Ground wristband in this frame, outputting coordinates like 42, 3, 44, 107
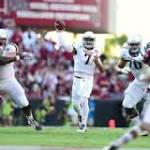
16, 55, 20, 60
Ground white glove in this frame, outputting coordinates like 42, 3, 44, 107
121, 67, 131, 74
21, 52, 34, 61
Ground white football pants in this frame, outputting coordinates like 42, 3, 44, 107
0, 78, 29, 108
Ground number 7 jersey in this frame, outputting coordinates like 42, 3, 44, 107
73, 41, 101, 76
120, 44, 149, 81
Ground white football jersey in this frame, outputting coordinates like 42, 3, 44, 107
73, 41, 101, 76
120, 43, 149, 81
0, 43, 18, 80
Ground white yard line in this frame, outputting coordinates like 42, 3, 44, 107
0, 146, 149, 150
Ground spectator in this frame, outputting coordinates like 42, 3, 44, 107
11, 27, 23, 46
22, 27, 37, 51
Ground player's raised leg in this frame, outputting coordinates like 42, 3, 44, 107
122, 80, 146, 124
102, 105, 150, 150
102, 124, 143, 150
102, 89, 150, 150
122, 81, 149, 136
2, 78, 42, 130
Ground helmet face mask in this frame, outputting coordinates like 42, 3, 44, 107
0, 29, 7, 48
127, 35, 142, 56
82, 31, 95, 50
0, 38, 7, 47
128, 42, 141, 55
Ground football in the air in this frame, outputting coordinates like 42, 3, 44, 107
54, 19, 65, 31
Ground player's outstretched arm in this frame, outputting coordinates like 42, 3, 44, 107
94, 56, 104, 72
0, 52, 33, 65
0, 55, 19, 65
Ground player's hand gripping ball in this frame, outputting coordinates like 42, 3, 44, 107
55, 19, 65, 31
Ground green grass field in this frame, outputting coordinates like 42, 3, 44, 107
0, 126, 149, 149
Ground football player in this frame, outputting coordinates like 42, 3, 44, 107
0, 29, 42, 130
115, 35, 150, 129
102, 45, 150, 150
72, 31, 104, 132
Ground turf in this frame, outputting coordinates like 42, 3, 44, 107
0, 126, 149, 148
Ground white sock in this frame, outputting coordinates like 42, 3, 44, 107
81, 97, 89, 127
26, 114, 33, 120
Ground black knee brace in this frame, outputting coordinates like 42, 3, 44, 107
22, 105, 32, 116
123, 107, 139, 120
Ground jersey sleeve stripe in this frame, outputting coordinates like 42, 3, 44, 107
11, 43, 18, 54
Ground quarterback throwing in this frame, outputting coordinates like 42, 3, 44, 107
72, 31, 104, 132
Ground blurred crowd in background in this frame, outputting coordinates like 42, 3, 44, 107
0, 20, 133, 127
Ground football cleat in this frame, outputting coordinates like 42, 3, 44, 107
77, 124, 87, 133
102, 145, 119, 150
28, 119, 42, 131
139, 130, 149, 136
